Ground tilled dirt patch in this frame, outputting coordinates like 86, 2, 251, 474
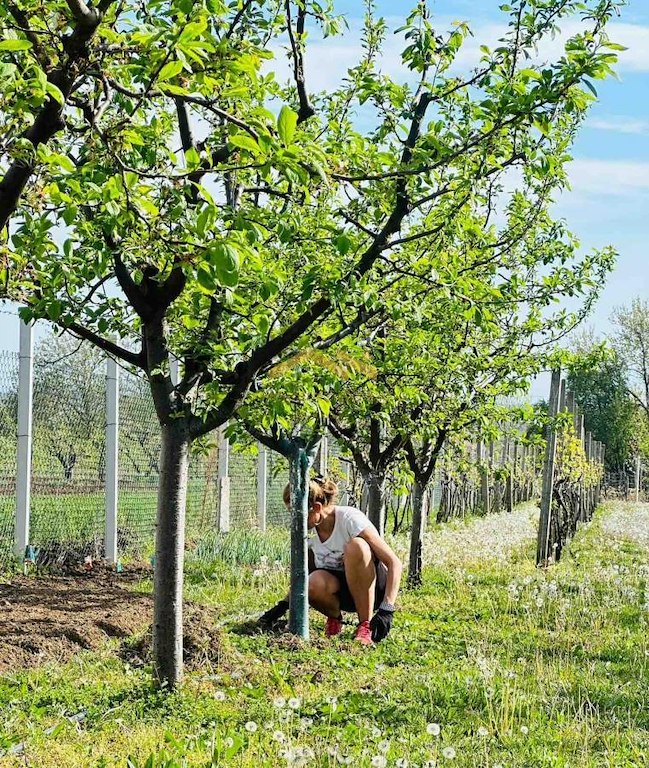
0, 567, 222, 675
0, 568, 153, 674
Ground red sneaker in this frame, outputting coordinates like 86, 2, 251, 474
325, 615, 343, 637
354, 620, 373, 646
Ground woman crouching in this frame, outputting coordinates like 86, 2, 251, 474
261, 477, 402, 645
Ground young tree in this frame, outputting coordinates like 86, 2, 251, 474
1, 0, 623, 683
610, 298, 649, 427
32, 333, 105, 481
567, 349, 634, 472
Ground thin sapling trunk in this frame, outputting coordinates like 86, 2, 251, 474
287, 444, 316, 638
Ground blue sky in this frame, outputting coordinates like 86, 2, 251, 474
1, 0, 648, 403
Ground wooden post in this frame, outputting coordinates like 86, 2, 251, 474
490, 441, 499, 513
477, 441, 490, 515
635, 454, 641, 503
512, 441, 519, 505
537, 369, 561, 567
597, 443, 605, 505
504, 438, 514, 513
585, 432, 593, 518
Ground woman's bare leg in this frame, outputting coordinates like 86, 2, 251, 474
343, 538, 376, 624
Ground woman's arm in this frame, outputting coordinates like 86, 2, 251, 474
358, 527, 402, 605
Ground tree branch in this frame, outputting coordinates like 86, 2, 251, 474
285, 0, 315, 123
66, 322, 144, 368
0, 1, 112, 231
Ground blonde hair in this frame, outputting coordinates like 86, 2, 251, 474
283, 476, 338, 508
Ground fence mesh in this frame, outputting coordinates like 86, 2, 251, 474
0, 351, 18, 559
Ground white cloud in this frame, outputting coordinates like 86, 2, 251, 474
608, 22, 649, 72
291, 17, 649, 96
587, 116, 649, 135
567, 158, 649, 198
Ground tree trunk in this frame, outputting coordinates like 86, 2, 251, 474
407, 478, 426, 587
364, 470, 387, 536
153, 421, 191, 688
288, 446, 314, 639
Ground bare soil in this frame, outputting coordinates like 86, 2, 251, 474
0, 566, 221, 675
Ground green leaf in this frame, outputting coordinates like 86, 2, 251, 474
334, 234, 351, 255
197, 266, 216, 293
277, 106, 298, 146
316, 396, 331, 417
0, 39, 32, 51
229, 134, 262, 156
158, 60, 184, 82
184, 146, 201, 169
50, 153, 76, 173
160, 82, 189, 96
207, 242, 240, 287
45, 81, 65, 105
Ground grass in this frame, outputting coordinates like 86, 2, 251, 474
1, 501, 648, 767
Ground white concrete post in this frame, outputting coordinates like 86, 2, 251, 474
340, 460, 350, 505
15, 318, 33, 558
170, 355, 180, 387
105, 356, 119, 563
256, 443, 267, 531
217, 425, 230, 532
315, 435, 328, 476
635, 455, 641, 503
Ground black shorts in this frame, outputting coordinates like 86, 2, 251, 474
316, 560, 387, 613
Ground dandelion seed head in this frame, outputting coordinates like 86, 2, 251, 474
442, 746, 456, 759
213, 690, 226, 701
288, 696, 301, 710
244, 721, 258, 733
426, 722, 441, 736
520, 725, 529, 735
273, 696, 287, 708
371, 757, 387, 768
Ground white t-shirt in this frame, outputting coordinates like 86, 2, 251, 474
309, 505, 375, 571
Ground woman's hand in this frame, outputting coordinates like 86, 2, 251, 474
370, 604, 395, 642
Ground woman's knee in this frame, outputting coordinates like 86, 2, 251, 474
308, 570, 335, 602
344, 536, 372, 564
